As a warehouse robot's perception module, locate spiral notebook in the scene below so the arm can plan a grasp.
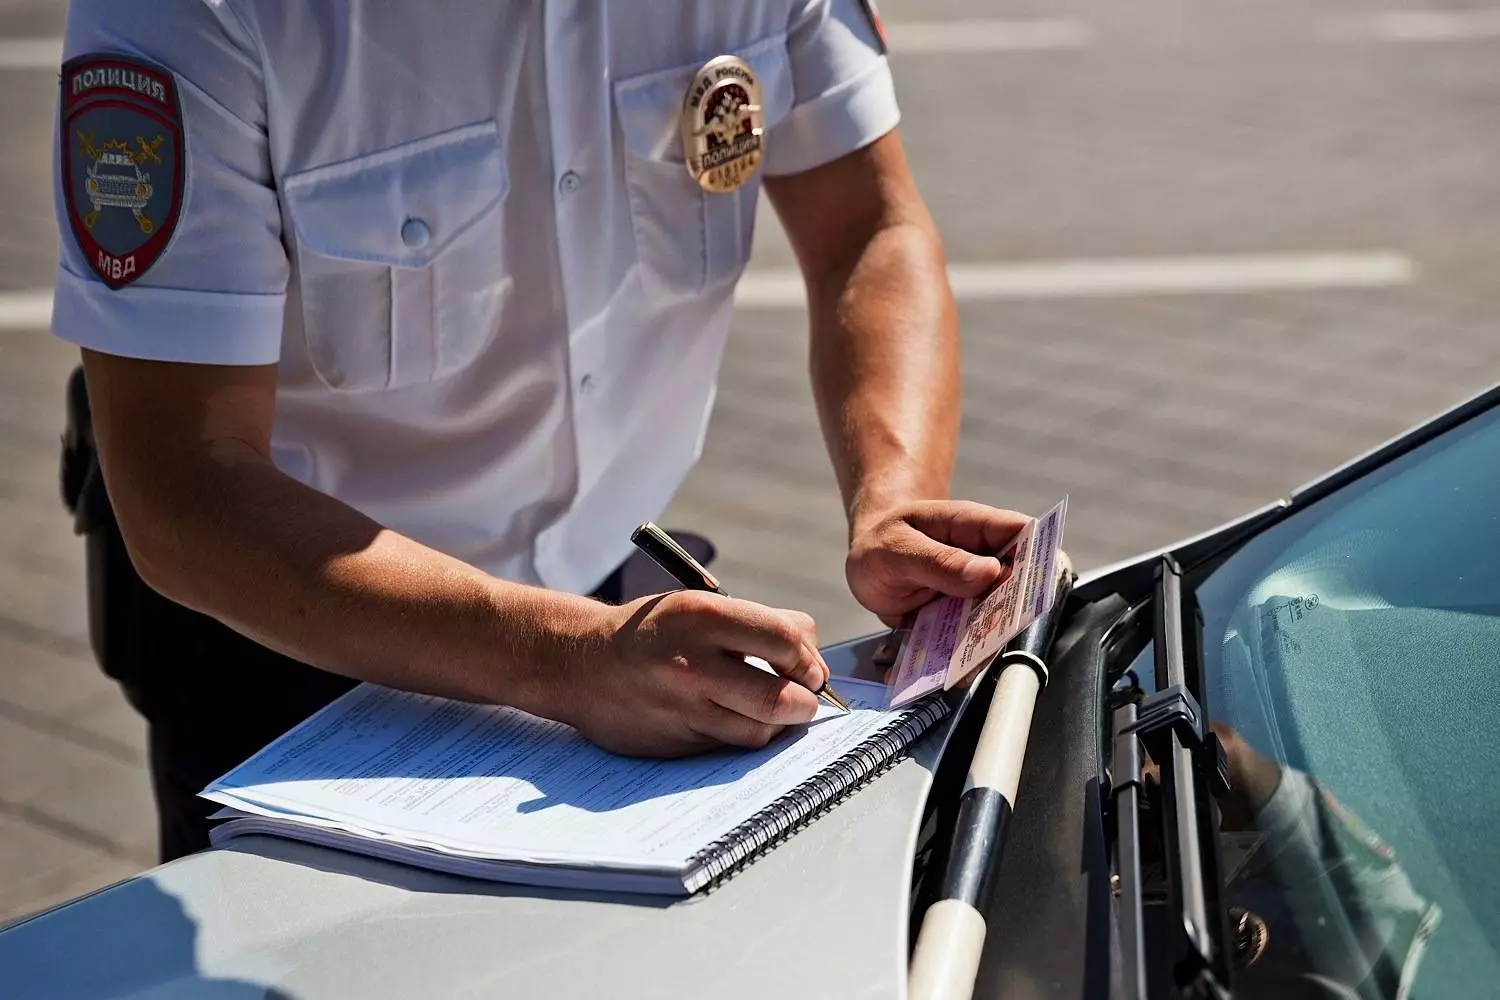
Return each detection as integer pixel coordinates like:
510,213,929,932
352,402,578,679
201,677,948,895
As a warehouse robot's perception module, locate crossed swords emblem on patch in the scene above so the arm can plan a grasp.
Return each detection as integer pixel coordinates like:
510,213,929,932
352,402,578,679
76,131,165,234
61,53,183,288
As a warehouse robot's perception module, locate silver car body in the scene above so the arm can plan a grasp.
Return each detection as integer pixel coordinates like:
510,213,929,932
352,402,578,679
0,636,961,999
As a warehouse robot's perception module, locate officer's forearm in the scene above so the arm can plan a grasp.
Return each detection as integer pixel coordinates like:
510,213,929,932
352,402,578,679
118,445,596,714
806,217,960,537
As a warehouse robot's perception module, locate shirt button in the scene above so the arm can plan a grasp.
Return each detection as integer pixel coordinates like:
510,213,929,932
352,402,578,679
400,217,431,249
578,373,595,395
558,171,582,196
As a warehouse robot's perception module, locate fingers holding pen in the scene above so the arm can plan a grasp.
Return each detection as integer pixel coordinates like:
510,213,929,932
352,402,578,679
675,592,830,695
566,590,833,756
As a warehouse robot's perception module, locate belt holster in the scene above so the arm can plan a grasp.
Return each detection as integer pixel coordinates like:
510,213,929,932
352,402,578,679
61,365,146,710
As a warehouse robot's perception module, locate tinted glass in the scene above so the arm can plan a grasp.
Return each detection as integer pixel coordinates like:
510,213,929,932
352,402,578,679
1194,403,1500,998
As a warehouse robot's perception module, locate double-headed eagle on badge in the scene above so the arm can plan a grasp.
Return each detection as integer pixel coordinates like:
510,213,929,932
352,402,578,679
682,55,766,194
76,131,164,234
693,88,761,147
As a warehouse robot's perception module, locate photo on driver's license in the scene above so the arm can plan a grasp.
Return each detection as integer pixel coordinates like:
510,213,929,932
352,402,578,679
6,1,1499,998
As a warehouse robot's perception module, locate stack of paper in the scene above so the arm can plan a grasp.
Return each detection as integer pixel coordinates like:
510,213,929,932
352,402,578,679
202,676,940,895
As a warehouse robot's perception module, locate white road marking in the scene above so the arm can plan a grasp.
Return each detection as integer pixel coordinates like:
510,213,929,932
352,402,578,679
734,252,1416,308
7,12,1498,75
885,19,1092,54
1327,9,1500,42
0,38,61,71
0,23,1096,71
3,254,1414,327
0,290,54,330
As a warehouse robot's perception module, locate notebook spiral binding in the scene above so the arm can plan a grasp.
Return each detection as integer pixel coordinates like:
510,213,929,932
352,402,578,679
686,694,951,893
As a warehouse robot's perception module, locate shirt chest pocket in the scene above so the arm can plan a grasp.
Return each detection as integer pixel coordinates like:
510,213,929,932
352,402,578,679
281,121,510,392
613,35,792,301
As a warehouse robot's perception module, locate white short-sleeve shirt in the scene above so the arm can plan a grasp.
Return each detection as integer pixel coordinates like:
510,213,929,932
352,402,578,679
52,1,899,594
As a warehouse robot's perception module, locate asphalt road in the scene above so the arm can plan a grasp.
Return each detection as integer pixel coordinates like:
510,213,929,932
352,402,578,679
3,0,1500,921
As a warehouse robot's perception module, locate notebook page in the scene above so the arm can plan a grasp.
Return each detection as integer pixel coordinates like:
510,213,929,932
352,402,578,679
203,677,910,871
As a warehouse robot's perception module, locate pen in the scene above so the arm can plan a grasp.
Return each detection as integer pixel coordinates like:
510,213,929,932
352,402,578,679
630,522,851,713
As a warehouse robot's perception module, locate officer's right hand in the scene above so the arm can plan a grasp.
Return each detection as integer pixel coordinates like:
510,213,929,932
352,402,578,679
557,592,830,758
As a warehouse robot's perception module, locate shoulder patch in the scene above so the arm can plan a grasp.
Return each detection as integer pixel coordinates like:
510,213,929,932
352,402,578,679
60,54,184,289
856,0,889,55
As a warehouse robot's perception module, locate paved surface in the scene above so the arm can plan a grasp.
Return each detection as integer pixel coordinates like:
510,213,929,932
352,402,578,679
4,0,1500,923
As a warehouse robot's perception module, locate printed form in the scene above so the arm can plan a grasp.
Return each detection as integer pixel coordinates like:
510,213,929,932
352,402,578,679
204,677,904,871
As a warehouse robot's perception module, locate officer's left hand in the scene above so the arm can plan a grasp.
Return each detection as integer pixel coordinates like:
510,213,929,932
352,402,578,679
846,500,1032,625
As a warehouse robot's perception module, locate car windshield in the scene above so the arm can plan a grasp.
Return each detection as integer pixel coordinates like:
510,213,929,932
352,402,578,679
1190,399,1500,997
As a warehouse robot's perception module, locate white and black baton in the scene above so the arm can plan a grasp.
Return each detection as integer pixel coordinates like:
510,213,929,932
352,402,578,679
907,554,1075,1000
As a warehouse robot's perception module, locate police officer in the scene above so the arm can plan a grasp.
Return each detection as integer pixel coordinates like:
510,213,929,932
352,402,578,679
54,0,1032,861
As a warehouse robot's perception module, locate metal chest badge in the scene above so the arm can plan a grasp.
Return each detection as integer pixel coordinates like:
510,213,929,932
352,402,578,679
60,55,184,289
681,56,764,194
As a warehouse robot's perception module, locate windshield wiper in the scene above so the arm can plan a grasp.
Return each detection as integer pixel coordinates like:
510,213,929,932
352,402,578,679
1110,556,1233,999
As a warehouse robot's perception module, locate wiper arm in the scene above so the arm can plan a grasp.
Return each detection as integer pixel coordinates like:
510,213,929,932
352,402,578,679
1151,557,1219,978
1110,556,1232,999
